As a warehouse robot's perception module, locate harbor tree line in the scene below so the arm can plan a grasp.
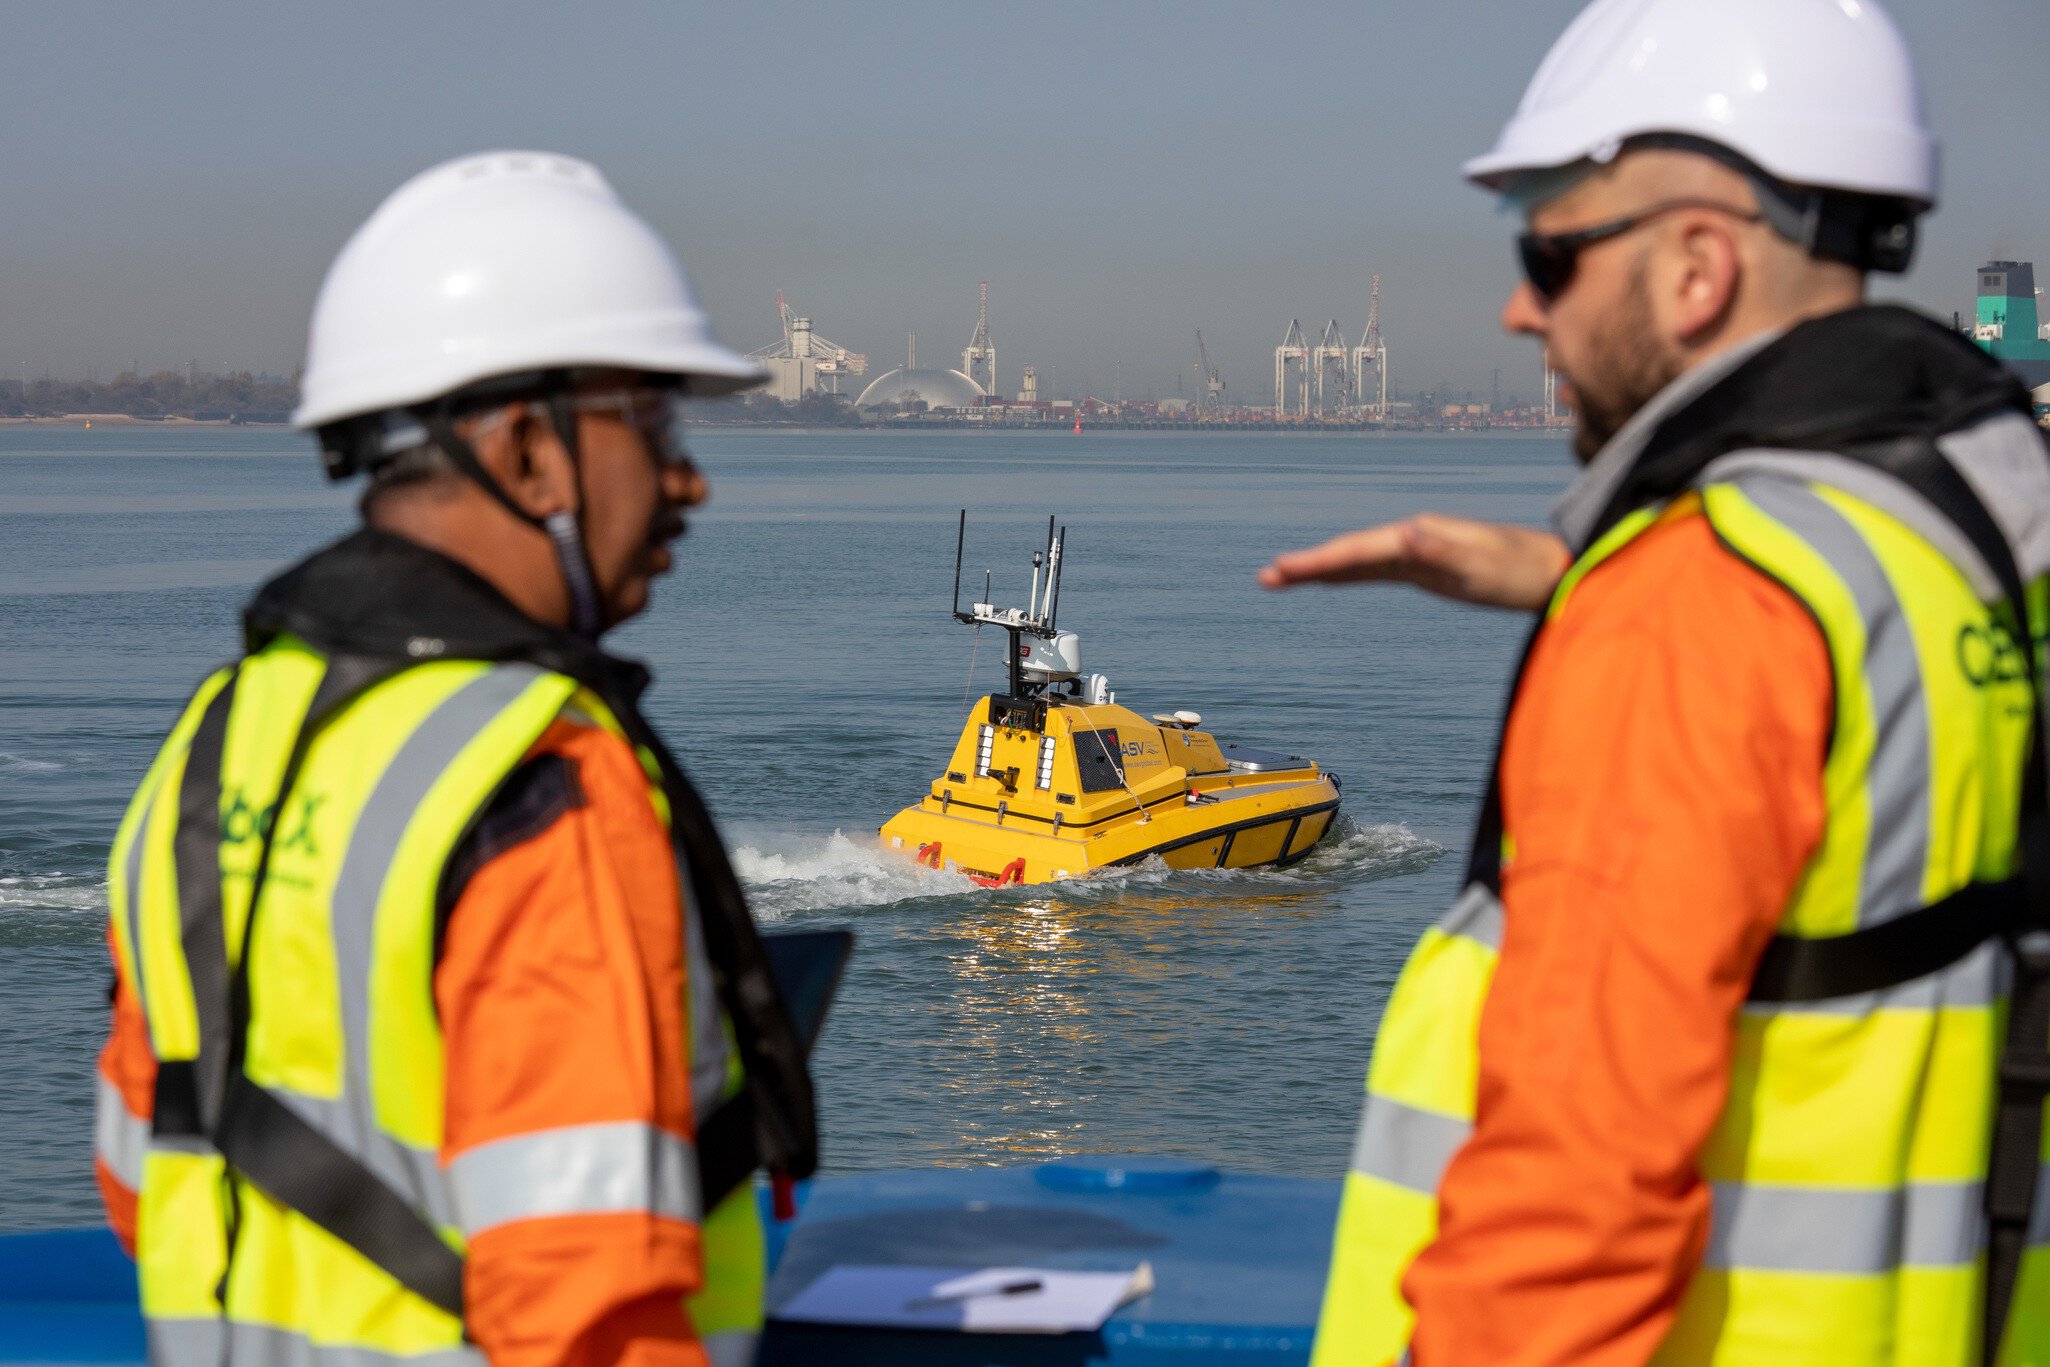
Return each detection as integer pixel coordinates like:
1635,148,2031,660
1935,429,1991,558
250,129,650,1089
1,371,297,423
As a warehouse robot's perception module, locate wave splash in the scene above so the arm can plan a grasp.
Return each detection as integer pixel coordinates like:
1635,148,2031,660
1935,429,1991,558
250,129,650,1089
732,830,979,919
0,872,107,914
730,817,1443,917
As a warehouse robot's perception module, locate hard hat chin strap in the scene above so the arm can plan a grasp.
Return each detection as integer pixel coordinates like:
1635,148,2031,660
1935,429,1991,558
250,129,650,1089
418,386,607,639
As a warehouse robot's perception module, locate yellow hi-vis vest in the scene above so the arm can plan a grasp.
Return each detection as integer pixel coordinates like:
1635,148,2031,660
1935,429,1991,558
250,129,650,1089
103,635,765,1366
1315,470,2050,1365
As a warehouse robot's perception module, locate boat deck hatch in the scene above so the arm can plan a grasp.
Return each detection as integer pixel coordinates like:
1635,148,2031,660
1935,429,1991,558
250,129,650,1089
1221,742,1306,773
1074,729,1128,793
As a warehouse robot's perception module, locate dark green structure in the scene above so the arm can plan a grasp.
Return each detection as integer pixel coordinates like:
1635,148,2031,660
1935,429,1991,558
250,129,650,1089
1973,260,2050,390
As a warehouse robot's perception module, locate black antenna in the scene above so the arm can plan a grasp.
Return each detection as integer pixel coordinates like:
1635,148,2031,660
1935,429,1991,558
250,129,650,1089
951,509,967,620
1049,524,1068,629
1043,515,1056,602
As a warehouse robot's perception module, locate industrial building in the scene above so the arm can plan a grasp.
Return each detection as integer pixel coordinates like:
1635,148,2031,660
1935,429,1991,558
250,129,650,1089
1973,260,2050,389
854,334,987,411
748,293,868,401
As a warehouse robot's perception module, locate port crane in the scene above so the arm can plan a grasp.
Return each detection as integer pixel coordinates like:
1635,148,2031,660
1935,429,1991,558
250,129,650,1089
1313,320,1351,414
1351,276,1388,420
1274,320,1310,419
1193,330,1226,413
961,280,997,396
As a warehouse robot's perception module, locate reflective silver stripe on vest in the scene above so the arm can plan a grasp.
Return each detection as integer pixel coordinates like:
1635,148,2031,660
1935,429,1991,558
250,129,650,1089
1440,882,1503,950
681,847,733,1122
148,1317,485,1367
1737,476,1931,931
1349,1094,1471,1197
93,1072,149,1189
702,1328,760,1367
296,665,548,1235
2033,1161,2050,1247
122,801,152,1022
449,1120,700,1237
1703,1180,1982,1273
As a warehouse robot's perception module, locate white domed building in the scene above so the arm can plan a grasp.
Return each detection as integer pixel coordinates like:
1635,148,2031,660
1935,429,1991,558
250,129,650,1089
854,365,987,412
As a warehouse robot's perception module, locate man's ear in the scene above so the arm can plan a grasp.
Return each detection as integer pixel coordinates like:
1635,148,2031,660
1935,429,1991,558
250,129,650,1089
1670,218,1743,345
474,403,578,520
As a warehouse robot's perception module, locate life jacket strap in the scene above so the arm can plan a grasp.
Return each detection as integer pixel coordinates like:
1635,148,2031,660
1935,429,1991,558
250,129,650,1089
1746,878,2026,1003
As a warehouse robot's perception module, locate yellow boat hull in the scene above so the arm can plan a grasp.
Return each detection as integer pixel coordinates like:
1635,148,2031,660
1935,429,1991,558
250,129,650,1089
881,695,1340,887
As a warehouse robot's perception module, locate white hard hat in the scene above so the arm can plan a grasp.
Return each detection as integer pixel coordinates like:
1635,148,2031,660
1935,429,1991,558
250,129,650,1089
1464,0,1937,208
294,151,763,429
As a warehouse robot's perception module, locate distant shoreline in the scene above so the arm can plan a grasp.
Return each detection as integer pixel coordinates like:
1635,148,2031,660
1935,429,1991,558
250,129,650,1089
0,414,287,427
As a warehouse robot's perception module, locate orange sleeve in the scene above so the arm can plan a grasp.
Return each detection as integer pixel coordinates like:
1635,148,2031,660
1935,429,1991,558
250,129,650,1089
437,718,709,1367
1403,508,1832,1366
96,919,156,1254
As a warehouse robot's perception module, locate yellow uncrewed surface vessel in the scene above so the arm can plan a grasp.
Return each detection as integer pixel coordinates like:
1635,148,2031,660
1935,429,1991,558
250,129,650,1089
881,515,1341,887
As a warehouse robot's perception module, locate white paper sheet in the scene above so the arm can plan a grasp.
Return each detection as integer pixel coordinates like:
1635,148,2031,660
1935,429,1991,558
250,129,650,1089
773,1262,1154,1334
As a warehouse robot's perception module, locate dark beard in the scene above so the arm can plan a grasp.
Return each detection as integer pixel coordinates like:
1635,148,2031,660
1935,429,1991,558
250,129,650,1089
1567,262,1685,462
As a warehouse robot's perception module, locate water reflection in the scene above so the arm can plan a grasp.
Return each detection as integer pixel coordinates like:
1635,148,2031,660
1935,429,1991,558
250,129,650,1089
830,821,1439,1166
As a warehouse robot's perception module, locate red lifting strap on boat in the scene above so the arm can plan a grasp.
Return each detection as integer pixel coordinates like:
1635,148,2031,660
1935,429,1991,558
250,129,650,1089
997,858,1026,886
916,842,943,869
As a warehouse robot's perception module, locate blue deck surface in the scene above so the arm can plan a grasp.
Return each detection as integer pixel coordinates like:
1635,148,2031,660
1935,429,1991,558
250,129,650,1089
1,1159,1339,1366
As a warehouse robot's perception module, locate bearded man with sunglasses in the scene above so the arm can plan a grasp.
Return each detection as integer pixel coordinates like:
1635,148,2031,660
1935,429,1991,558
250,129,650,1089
92,152,816,1366
1270,2,2050,1363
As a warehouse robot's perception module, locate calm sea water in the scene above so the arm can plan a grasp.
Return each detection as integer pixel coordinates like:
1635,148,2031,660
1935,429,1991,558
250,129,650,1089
0,422,1571,1230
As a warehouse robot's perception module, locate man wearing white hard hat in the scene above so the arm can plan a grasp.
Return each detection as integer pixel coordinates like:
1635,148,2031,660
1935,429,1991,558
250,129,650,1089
1265,1,2050,1362
92,152,815,1365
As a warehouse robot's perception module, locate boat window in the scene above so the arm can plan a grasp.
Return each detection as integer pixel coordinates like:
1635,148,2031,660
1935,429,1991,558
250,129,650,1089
1074,729,1127,793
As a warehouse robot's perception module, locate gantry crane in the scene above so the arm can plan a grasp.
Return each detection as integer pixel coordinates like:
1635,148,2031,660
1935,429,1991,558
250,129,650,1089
1313,319,1351,414
1194,330,1226,413
961,280,996,396
1274,320,1310,419
1351,276,1388,420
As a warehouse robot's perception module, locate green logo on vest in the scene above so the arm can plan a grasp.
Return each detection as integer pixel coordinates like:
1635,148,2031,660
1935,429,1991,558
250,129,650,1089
220,789,326,859
1957,621,2029,688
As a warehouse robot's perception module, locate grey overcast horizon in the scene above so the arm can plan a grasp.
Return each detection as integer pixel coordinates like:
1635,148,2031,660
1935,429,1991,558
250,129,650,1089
6,1,2047,406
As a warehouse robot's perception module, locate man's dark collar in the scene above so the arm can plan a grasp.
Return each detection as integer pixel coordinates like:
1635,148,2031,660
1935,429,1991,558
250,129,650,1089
243,527,649,701
1560,304,2031,549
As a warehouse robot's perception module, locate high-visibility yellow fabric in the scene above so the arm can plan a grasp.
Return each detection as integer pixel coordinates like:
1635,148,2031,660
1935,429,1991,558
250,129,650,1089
111,636,764,1359
1316,476,2044,1366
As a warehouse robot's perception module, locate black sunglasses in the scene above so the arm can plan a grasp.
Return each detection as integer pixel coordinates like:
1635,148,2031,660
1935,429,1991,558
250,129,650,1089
1517,198,1764,301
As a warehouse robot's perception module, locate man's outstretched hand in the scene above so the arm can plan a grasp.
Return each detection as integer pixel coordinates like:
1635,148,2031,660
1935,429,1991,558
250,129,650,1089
1258,513,1571,611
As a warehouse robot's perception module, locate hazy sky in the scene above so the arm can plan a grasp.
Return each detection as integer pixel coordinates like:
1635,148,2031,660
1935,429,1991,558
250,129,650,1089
6,1,2047,405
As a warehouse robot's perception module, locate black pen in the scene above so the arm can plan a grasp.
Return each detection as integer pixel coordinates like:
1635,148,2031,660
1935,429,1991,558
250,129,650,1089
904,1278,1044,1310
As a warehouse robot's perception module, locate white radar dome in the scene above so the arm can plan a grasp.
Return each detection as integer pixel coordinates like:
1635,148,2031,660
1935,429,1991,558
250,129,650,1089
1020,631,1082,682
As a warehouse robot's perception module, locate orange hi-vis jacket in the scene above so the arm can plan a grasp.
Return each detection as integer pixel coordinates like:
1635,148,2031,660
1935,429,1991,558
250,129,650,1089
1399,502,1831,1363
95,529,816,1367
1317,309,2050,1365
100,715,710,1364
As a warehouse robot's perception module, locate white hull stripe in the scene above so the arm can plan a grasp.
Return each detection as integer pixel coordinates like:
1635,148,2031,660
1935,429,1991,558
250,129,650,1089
94,1073,149,1190
449,1120,699,1237
1704,1180,1983,1273
1349,1094,1471,1197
